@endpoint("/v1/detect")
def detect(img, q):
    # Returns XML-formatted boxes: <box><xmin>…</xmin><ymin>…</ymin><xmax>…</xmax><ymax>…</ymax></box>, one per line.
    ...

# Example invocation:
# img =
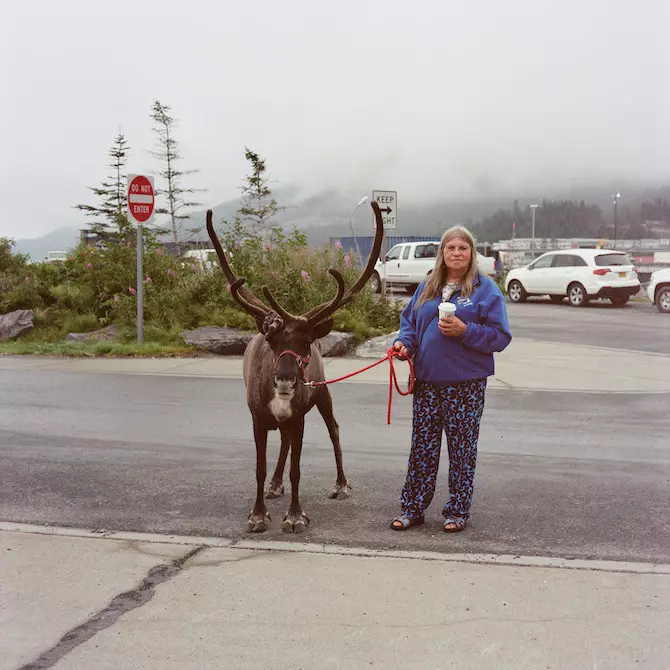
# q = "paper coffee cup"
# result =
<box><xmin>439</xmin><ymin>302</ymin><xmax>457</xmax><ymax>319</ymax></box>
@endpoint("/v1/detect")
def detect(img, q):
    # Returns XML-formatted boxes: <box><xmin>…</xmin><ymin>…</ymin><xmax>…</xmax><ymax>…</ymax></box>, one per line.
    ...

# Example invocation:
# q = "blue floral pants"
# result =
<box><xmin>400</xmin><ymin>379</ymin><xmax>487</xmax><ymax>521</ymax></box>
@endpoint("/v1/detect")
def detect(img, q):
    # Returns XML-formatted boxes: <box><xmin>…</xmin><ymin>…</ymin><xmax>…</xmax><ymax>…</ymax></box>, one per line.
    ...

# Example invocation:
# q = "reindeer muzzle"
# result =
<box><xmin>274</xmin><ymin>350</ymin><xmax>311</xmax><ymax>382</ymax></box>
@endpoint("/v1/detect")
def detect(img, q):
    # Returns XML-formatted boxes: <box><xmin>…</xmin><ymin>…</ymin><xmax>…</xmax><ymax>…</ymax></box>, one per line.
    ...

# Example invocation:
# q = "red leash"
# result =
<box><xmin>307</xmin><ymin>348</ymin><xmax>415</xmax><ymax>425</ymax></box>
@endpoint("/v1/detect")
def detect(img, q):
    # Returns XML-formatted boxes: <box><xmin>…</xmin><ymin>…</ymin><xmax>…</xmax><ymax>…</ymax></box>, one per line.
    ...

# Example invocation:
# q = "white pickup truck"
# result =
<box><xmin>369</xmin><ymin>240</ymin><xmax>496</xmax><ymax>294</ymax></box>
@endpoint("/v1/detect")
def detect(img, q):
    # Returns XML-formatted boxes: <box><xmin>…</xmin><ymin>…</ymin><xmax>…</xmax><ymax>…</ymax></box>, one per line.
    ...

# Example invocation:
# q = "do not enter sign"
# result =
<box><xmin>127</xmin><ymin>174</ymin><xmax>155</xmax><ymax>224</ymax></box>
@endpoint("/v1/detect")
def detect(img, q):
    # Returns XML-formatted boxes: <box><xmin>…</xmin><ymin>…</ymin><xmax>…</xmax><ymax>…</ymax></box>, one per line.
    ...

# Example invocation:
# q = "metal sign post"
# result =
<box><xmin>136</xmin><ymin>224</ymin><xmax>144</xmax><ymax>343</ymax></box>
<box><xmin>127</xmin><ymin>174</ymin><xmax>155</xmax><ymax>343</ymax></box>
<box><xmin>372</xmin><ymin>190</ymin><xmax>397</xmax><ymax>299</ymax></box>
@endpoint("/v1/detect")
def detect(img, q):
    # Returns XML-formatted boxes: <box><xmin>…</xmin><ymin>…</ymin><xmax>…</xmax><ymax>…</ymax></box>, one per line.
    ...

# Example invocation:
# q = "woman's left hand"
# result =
<box><xmin>438</xmin><ymin>316</ymin><xmax>468</xmax><ymax>338</ymax></box>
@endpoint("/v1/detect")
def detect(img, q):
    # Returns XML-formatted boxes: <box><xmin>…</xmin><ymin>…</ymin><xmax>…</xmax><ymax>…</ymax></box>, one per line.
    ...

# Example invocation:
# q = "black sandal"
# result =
<box><xmin>443</xmin><ymin>516</ymin><xmax>467</xmax><ymax>533</ymax></box>
<box><xmin>390</xmin><ymin>514</ymin><xmax>425</xmax><ymax>531</ymax></box>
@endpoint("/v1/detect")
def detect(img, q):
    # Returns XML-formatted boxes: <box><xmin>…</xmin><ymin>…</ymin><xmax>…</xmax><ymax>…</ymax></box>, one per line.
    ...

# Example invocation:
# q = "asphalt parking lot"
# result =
<box><xmin>387</xmin><ymin>288</ymin><xmax>669</xmax><ymax>354</ymax></box>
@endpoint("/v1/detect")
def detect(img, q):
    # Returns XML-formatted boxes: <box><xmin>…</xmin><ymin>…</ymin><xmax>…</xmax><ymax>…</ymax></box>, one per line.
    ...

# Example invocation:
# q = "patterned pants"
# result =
<box><xmin>401</xmin><ymin>379</ymin><xmax>487</xmax><ymax>521</ymax></box>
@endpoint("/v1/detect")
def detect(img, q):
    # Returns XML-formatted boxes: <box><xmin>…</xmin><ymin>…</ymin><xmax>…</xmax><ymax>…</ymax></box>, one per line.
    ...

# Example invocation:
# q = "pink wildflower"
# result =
<box><xmin>344</xmin><ymin>254</ymin><xmax>352</xmax><ymax>268</ymax></box>
<box><xmin>113</xmin><ymin>294</ymin><xmax>119</xmax><ymax>304</ymax></box>
<box><xmin>25</xmin><ymin>276</ymin><xmax>31</xmax><ymax>283</ymax></box>
<box><xmin>226</xmin><ymin>282</ymin><xmax>231</xmax><ymax>293</ymax></box>
<box><xmin>167</xmin><ymin>268</ymin><xmax>174</xmax><ymax>276</ymax></box>
<box><xmin>301</xmin><ymin>270</ymin><xmax>311</xmax><ymax>281</ymax></box>
<box><xmin>265</xmin><ymin>241</ymin><xmax>272</xmax><ymax>251</ymax></box>
<box><xmin>129</xmin><ymin>287</ymin><xmax>137</xmax><ymax>296</ymax></box>
<box><xmin>157</xmin><ymin>247</ymin><xmax>164</xmax><ymax>256</ymax></box>
<box><xmin>334</xmin><ymin>240</ymin><xmax>343</xmax><ymax>250</ymax></box>
<box><xmin>191</xmin><ymin>264</ymin><xmax>197</xmax><ymax>271</ymax></box>
<box><xmin>86</xmin><ymin>263</ymin><xmax>93</xmax><ymax>270</ymax></box>
<box><xmin>145</xmin><ymin>276</ymin><xmax>152</xmax><ymax>284</ymax></box>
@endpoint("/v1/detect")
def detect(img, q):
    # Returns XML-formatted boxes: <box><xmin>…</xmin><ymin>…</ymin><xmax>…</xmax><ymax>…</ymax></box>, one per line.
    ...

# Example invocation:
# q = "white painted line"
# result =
<box><xmin>128</xmin><ymin>194</ymin><xmax>154</xmax><ymax>204</ymax></box>
<box><xmin>1</xmin><ymin>522</ymin><xmax>668</xmax><ymax>576</ymax></box>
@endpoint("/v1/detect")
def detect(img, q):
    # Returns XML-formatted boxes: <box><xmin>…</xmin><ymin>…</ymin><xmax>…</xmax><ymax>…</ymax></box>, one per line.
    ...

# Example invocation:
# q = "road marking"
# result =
<box><xmin>2</xmin><ymin>522</ymin><xmax>668</xmax><ymax>576</ymax></box>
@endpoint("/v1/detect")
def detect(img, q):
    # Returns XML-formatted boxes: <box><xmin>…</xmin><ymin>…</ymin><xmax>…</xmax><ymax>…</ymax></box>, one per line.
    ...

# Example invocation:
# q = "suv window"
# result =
<box><xmin>386</xmin><ymin>245</ymin><xmax>402</xmax><ymax>261</ymax></box>
<box><xmin>531</xmin><ymin>255</ymin><xmax>554</xmax><ymax>269</ymax></box>
<box><xmin>595</xmin><ymin>253</ymin><xmax>630</xmax><ymax>266</ymax></box>
<box><xmin>402</xmin><ymin>246</ymin><xmax>411</xmax><ymax>260</ymax></box>
<box><xmin>552</xmin><ymin>254</ymin><xmax>587</xmax><ymax>268</ymax></box>
<box><xmin>414</xmin><ymin>243</ymin><xmax>438</xmax><ymax>259</ymax></box>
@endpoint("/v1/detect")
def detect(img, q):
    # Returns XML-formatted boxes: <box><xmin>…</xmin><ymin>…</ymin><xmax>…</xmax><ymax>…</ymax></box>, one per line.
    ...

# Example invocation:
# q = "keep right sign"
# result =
<box><xmin>372</xmin><ymin>190</ymin><xmax>397</xmax><ymax>230</ymax></box>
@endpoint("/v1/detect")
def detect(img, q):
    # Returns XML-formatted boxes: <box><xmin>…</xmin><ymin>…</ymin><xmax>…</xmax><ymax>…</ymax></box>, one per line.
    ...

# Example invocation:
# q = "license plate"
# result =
<box><xmin>618</xmin><ymin>272</ymin><xmax>626</xmax><ymax>278</ymax></box>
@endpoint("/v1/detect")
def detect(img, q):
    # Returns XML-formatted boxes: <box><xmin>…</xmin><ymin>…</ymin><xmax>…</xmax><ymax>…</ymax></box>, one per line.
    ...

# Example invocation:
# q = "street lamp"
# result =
<box><xmin>613</xmin><ymin>191</ymin><xmax>621</xmax><ymax>249</ymax></box>
<box><xmin>530</xmin><ymin>204</ymin><xmax>538</xmax><ymax>252</ymax></box>
<box><xmin>348</xmin><ymin>196</ymin><xmax>368</xmax><ymax>262</ymax></box>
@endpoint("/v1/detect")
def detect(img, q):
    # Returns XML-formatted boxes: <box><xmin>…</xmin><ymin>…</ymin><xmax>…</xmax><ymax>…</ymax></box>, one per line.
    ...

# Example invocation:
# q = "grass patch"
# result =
<box><xmin>0</xmin><ymin>339</ymin><xmax>198</xmax><ymax>358</ymax></box>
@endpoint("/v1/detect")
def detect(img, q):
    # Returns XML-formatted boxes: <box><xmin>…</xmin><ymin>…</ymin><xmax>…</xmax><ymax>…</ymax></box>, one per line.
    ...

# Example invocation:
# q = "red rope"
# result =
<box><xmin>308</xmin><ymin>348</ymin><xmax>414</xmax><ymax>425</ymax></box>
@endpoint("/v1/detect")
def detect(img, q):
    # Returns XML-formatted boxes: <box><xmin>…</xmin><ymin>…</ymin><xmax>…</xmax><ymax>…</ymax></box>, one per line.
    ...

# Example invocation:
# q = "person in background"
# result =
<box><xmin>391</xmin><ymin>227</ymin><xmax>512</xmax><ymax>532</ymax></box>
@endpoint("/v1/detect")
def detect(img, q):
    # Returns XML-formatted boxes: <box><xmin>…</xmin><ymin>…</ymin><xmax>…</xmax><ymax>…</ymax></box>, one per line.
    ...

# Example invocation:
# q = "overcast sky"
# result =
<box><xmin>2</xmin><ymin>0</ymin><xmax>668</xmax><ymax>239</ymax></box>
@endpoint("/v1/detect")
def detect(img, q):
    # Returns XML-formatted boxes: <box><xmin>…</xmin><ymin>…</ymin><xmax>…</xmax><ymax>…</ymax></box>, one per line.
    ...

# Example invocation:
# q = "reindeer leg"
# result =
<box><xmin>248</xmin><ymin>418</ymin><xmax>271</xmax><ymax>532</ymax></box>
<box><xmin>265</xmin><ymin>429</ymin><xmax>289</xmax><ymax>498</ymax></box>
<box><xmin>316</xmin><ymin>389</ymin><xmax>351</xmax><ymax>500</ymax></box>
<box><xmin>283</xmin><ymin>417</ymin><xmax>310</xmax><ymax>533</ymax></box>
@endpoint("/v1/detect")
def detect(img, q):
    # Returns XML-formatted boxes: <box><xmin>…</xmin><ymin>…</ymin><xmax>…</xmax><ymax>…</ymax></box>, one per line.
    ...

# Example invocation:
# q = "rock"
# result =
<box><xmin>355</xmin><ymin>330</ymin><xmax>400</xmax><ymax>359</ymax></box>
<box><xmin>0</xmin><ymin>309</ymin><xmax>34</xmax><ymax>341</ymax></box>
<box><xmin>65</xmin><ymin>325</ymin><xmax>120</xmax><ymax>342</ymax></box>
<box><xmin>316</xmin><ymin>331</ymin><xmax>356</xmax><ymax>357</ymax></box>
<box><xmin>181</xmin><ymin>326</ymin><xmax>255</xmax><ymax>355</ymax></box>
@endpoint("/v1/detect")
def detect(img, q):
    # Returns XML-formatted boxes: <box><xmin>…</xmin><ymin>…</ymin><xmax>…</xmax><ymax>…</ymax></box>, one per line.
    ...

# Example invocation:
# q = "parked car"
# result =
<box><xmin>369</xmin><ymin>241</ymin><xmax>495</xmax><ymax>293</ymax></box>
<box><xmin>505</xmin><ymin>249</ymin><xmax>640</xmax><ymax>307</ymax></box>
<box><xmin>647</xmin><ymin>268</ymin><xmax>670</xmax><ymax>313</ymax></box>
<box><xmin>45</xmin><ymin>250</ymin><xmax>68</xmax><ymax>263</ymax></box>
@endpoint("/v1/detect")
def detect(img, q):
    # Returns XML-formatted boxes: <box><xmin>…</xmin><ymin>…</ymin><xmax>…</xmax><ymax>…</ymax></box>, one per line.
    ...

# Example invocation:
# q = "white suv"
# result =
<box><xmin>647</xmin><ymin>268</ymin><xmax>670</xmax><ymax>313</ymax></box>
<box><xmin>505</xmin><ymin>249</ymin><xmax>640</xmax><ymax>307</ymax></box>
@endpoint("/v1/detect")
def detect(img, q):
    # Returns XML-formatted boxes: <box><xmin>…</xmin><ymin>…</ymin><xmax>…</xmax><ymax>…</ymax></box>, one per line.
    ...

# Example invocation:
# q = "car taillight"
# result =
<box><xmin>593</xmin><ymin>268</ymin><xmax>610</xmax><ymax>275</ymax></box>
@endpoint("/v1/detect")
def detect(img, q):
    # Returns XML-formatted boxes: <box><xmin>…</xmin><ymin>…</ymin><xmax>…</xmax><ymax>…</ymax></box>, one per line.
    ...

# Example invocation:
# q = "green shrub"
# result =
<box><xmin>1</xmin><ymin>226</ymin><xmax>400</xmax><ymax>346</ymax></box>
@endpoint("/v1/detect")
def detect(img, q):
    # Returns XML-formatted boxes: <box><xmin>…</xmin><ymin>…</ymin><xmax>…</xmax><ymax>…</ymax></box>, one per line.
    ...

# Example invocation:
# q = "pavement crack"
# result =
<box><xmin>18</xmin><ymin>544</ymin><xmax>205</xmax><ymax>670</ymax></box>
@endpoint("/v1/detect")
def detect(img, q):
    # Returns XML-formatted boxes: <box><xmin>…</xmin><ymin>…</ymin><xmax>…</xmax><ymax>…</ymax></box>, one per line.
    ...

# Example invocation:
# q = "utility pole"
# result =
<box><xmin>530</xmin><ymin>204</ymin><xmax>538</xmax><ymax>251</ymax></box>
<box><xmin>613</xmin><ymin>191</ymin><xmax>620</xmax><ymax>249</ymax></box>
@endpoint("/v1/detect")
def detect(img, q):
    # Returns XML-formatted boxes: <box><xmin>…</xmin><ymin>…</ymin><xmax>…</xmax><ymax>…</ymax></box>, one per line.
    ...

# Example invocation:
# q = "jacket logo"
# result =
<box><xmin>457</xmin><ymin>297</ymin><xmax>473</xmax><ymax>307</ymax></box>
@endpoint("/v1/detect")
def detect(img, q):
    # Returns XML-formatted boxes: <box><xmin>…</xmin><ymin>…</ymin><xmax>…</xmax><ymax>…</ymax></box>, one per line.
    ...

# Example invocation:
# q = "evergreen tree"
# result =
<box><xmin>237</xmin><ymin>148</ymin><xmax>285</xmax><ymax>243</ymax></box>
<box><xmin>150</xmin><ymin>100</ymin><xmax>205</xmax><ymax>251</ymax></box>
<box><xmin>75</xmin><ymin>132</ymin><xmax>131</xmax><ymax>235</ymax></box>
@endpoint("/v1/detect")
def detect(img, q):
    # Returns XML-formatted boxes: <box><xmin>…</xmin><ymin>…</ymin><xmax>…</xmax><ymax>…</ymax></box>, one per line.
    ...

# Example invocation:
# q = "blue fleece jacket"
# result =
<box><xmin>396</xmin><ymin>274</ymin><xmax>512</xmax><ymax>385</ymax></box>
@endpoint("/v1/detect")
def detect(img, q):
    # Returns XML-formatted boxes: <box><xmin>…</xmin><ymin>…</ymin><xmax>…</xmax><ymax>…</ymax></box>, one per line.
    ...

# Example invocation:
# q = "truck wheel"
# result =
<box><xmin>370</xmin><ymin>272</ymin><xmax>381</xmax><ymax>293</ymax></box>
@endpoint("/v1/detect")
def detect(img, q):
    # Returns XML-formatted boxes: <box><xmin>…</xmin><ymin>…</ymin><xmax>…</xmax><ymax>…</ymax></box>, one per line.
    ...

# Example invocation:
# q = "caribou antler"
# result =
<box><xmin>206</xmin><ymin>210</ymin><xmax>270</xmax><ymax>316</ymax></box>
<box><xmin>230</xmin><ymin>278</ymin><xmax>269</xmax><ymax>321</ymax></box>
<box><xmin>208</xmin><ymin>202</ymin><xmax>384</xmax><ymax>333</ymax></box>
<box><xmin>262</xmin><ymin>286</ymin><xmax>299</xmax><ymax>323</ymax></box>
<box><xmin>304</xmin><ymin>269</ymin><xmax>345</xmax><ymax>326</ymax></box>
<box><xmin>301</xmin><ymin>201</ymin><xmax>384</xmax><ymax>325</ymax></box>
<box><xmin>337</xmin><ymin>200</ymin><xmax>385</xmax><ymax>307</ymax></box>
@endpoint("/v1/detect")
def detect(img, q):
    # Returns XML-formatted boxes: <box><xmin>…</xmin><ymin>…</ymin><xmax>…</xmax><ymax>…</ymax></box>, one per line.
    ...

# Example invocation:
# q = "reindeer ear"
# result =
<box><xmin>311</xmin><ymin>318</ymin><xmax>333</xmax><ymax>341</ymax></box>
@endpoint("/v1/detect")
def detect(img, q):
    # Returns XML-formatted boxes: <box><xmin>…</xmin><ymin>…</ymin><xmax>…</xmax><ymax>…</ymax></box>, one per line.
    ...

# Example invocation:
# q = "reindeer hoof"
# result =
<box><xmin>329</xmin><ymin>482</ymin><xmax>352</xmax><ymax>500</ymax></box>
<box><xmin>282</xmin><ymin>511</ymin><xmax>310</xmax><ymax>534</ymax></box>
<box><xmin>247</xmin><ymin>511</ymin><xmax>271</xmax><ymax>533</ymax></box>
<box><xmin>265</xmin><ymin>483</ymin><xmax>285</xmax><ymax>499</ymax></box>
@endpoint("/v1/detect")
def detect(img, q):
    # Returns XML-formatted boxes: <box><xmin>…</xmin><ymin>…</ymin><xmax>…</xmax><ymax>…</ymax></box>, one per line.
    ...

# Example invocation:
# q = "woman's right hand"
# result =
<box><xmin>393</xmin><ymin>341</ymin><xmax>409</xmax><ymax>359</ymax></box>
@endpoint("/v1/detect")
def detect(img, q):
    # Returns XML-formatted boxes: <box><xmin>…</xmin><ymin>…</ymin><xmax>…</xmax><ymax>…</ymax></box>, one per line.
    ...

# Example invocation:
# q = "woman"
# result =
<box><xmin>391</xmin><ymin>227</ymin><xmax>511</xmax><ymax>532</ymax></box>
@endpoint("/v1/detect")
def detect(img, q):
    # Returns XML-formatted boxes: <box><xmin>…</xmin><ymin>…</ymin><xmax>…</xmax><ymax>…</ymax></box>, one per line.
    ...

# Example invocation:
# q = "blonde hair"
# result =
<box><xmin>417</xmin><ymin>226</ymin><xmax>479</xmax><ymax>307</ymax></box>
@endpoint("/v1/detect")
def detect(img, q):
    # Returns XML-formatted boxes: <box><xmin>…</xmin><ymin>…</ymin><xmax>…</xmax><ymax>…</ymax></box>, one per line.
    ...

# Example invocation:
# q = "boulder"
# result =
<box><xmin>181</xmin><ymin>326</ymin><xmax>255</xmax><ymax>355</ymax></box>
<box><xmin>65</xmin><ymin>325</ymin><xmax>120</xmax><ymax>342</ymax></box>
<box><xmin>316</xmin><ymin>331</ymin><xmax>356</xmax><ymax>357</ymax></box>
<box><xmin>355</xmin><ymin>330</ymin><xmax>400</xmax><ymax>359</ymax></box>
<box><xmin>0</xmin><ymin>309</ymin><xmax>34</xmax><ymax>341</ymax></box>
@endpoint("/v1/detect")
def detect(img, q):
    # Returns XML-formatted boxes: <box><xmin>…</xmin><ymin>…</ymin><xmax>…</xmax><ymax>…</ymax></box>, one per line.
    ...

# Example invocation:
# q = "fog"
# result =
<box><xmin>2</xmin><ymin>0</ymin><xmax>668</xmax><ymax>238</ymax></box>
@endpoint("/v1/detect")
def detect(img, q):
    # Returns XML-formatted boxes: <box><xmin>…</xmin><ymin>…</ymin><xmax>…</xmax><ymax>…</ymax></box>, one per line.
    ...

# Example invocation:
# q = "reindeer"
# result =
<box><xmin>206</xmin><ymin>202</ymin><xmax>384</xmax><ymax>533</ymax></box>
